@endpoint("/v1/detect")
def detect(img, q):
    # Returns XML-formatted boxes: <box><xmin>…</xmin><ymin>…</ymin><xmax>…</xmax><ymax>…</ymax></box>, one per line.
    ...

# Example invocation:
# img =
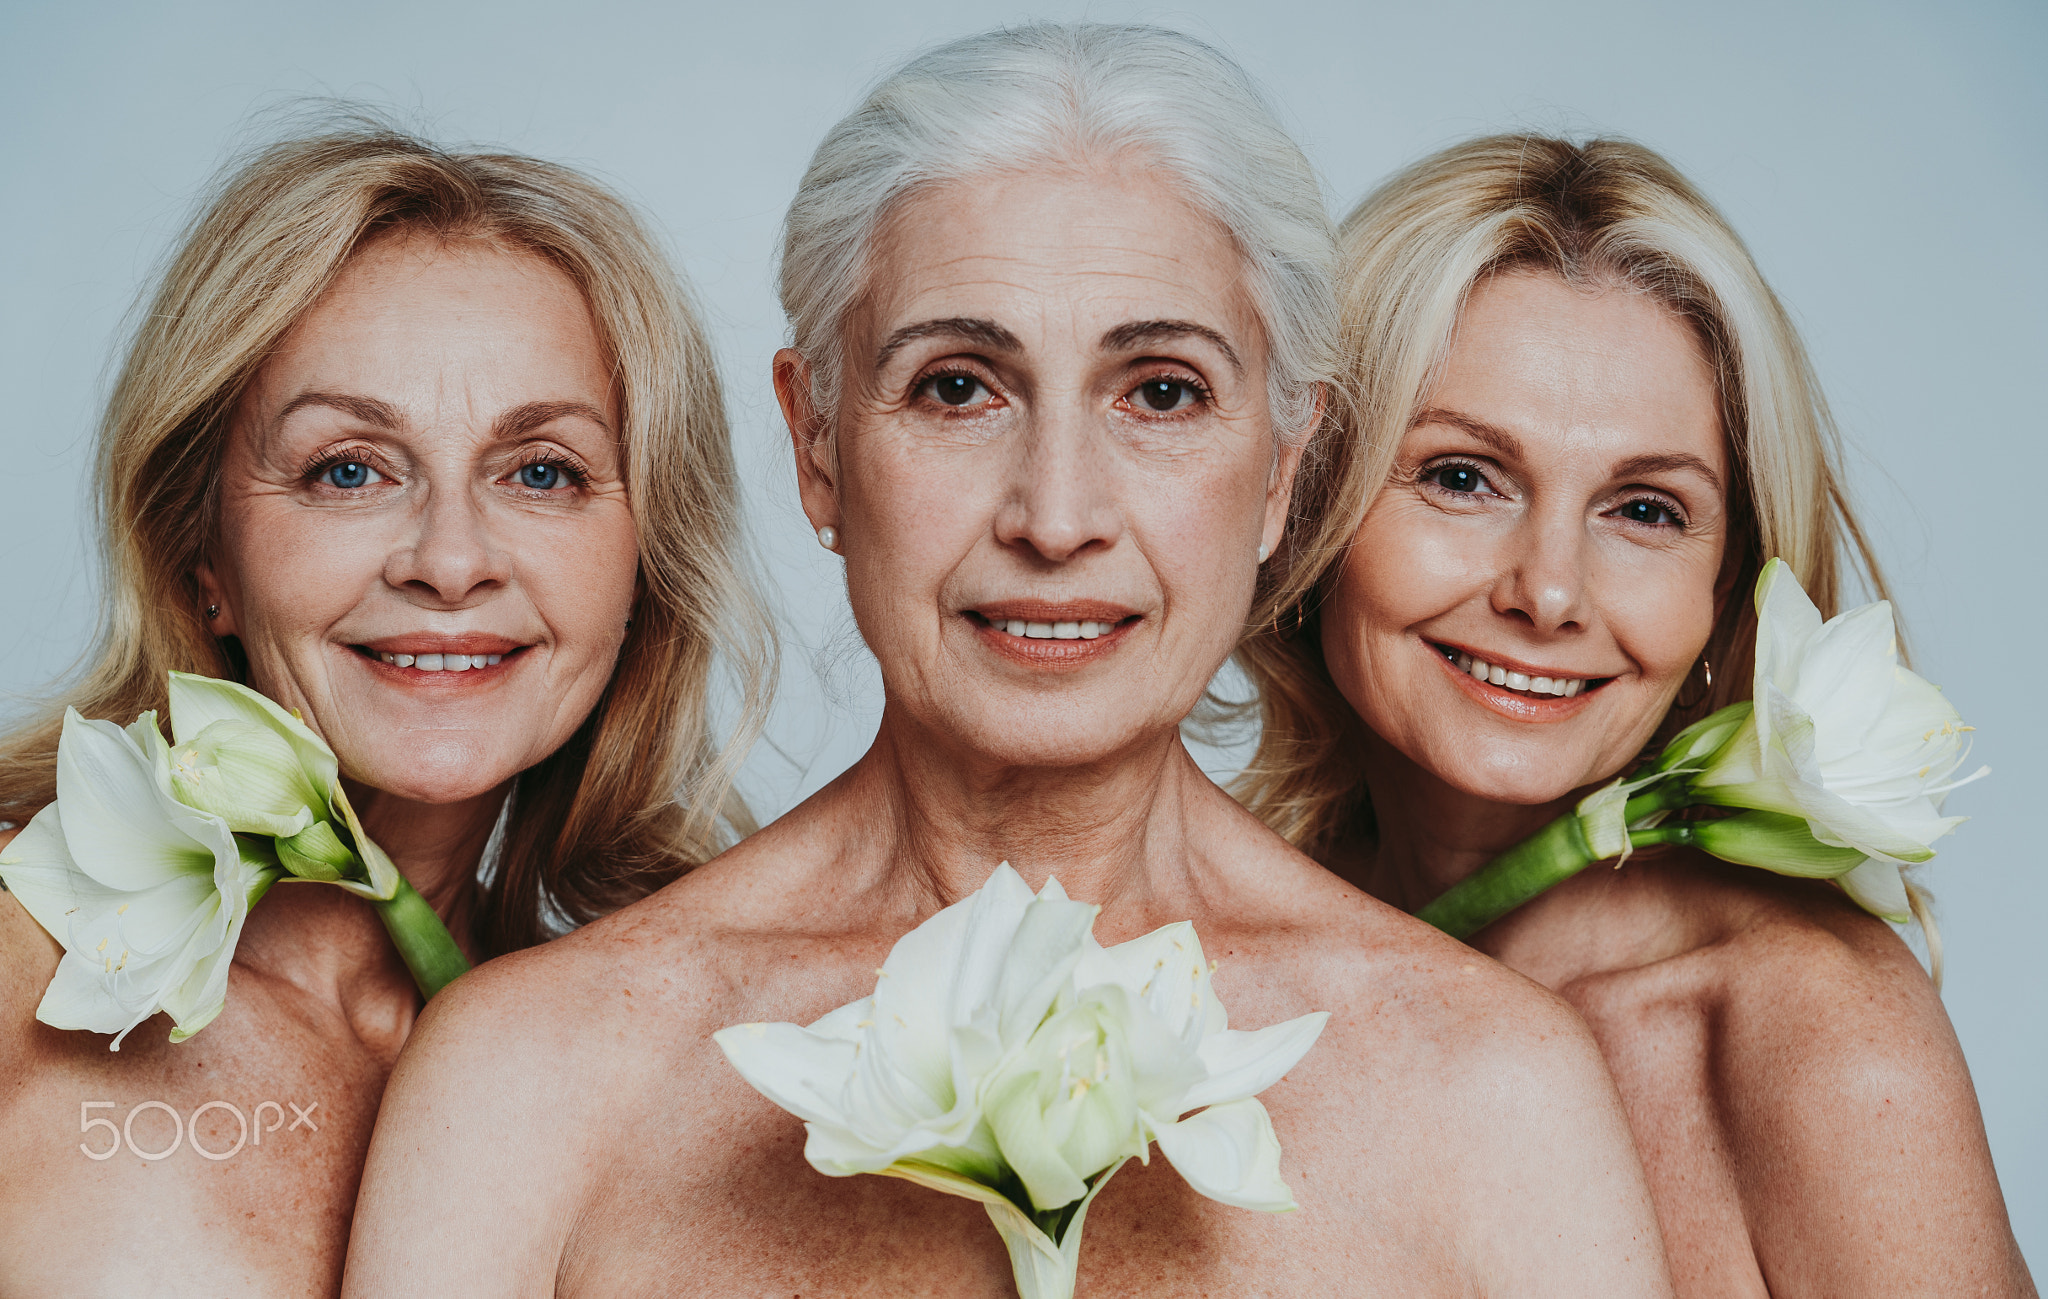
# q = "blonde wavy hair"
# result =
<box><xmin>0</xmin><ymin>116</ymin><xmax>773</xmax><ymax>956</ymax></box>
<box><xmin>1238</xmin><ymin>133</ymin><xmax>1889</xmax><ymax>861</ymax></box>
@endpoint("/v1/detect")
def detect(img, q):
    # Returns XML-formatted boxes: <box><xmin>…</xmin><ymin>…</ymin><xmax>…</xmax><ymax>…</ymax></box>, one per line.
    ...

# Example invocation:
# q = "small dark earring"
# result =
<box><xmin>624</xmin><ymin>618</ymin><xmax>633</xmax><ymax>630</ymax></box>
<box><xmin>205</xmin><ymin>604</ymin><xmax>219</xmax><ymax>620</ymax></box>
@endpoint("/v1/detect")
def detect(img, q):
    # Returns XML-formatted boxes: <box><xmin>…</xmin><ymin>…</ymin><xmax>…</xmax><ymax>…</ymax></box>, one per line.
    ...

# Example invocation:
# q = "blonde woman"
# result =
<box><xmin>0</xmin><ymin>120</ymin><xmax>769</xmax><ymax>1295</ymax></box>
<box><xmin>348</xmin><ymin>29</ymin><xmax>1672</xmax><ymax>1297</ymax></box>
<box><xmin>1240</xmin><ymin>134</ymin><xmax>2032</xmax><ymax>1295</ymax></box>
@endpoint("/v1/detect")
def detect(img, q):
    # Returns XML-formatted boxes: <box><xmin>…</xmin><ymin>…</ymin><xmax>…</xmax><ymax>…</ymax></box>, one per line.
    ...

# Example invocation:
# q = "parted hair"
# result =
<box><xmin>1237</xmin><ymin>133</ymin><xmax>1890</xmax><ymax>857</ymax></box>
<box><xmin>0</xmin><ymin>115</ymin><xmax>772</xmax><ymax>956</ymax></box>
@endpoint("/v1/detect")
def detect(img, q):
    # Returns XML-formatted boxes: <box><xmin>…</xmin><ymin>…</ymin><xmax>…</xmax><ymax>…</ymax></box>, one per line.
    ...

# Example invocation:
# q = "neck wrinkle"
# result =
<box><xmin>856</xmin><ymin>701</ymin><xmax>1204</xmax><ymax>914</ymax></box>
<box><xmin>1357</xmin><ymin>728</ymin><xmax>1579</xmax><ymax>915</ymax></box>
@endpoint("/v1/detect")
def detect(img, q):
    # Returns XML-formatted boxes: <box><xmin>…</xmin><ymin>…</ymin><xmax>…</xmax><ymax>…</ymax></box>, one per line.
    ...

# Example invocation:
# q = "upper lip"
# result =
<box><xmin>1430</xmin><ymin>639</ymin><xmax>1615</xmax><ymax>682</ymax></box>
<box><xmin>357</xmin><ymin>634</ymin><xmax>528</xmax><ymax>655</ymax></box>
<box><xmin>970</xmin><ymin>600</ymin><xmax>1140</xmax><ymax>624</ymax></box>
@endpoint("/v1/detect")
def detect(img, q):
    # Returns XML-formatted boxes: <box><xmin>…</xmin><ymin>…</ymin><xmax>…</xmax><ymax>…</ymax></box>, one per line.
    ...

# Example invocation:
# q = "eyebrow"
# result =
<box><xmin>1415</xmin><ymin>406</ymin><xmax>1723</xmax><ymax>492</ymax></box>
<box><xmin>273</xmin><ymin>392</ymin><xmax>612</xmax><ymax>441</ymax></box>
<box><xmin>874</xmin><ymin>317</ymin><xmax>1023</xmax><ymax>370</ymax></box>
<box><xmin>1099</xmin><ymin>319</ymin><xmax>1244</xmax><ymax>376</ymax></box>
<box><xmin>1412</xmin><ymin>406</ymin><xmax>1526</xmax><ymax>460</ymax></box>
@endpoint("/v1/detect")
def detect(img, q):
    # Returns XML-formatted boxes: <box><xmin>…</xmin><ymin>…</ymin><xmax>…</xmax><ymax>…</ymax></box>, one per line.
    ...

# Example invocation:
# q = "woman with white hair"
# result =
<box><xmin>347</xmin><ymin>29</ymin><xmax>1673</xmax><ymax>1295</ymax></box>
<box><xmin>1238</xmin><ymin>135</ymin><xmax>2032</xmax><ymax>1294</ymax></box>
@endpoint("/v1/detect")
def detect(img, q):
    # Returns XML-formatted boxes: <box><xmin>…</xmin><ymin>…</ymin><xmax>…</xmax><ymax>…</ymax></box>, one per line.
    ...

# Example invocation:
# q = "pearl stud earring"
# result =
<box><xmin>817</xmin><ymin>525</ymin><xmax>839</xmax><ymax>551</ymax></box>
<box><xmin>1257</xmin><ymin>543</ymin><xmax>1270</xmax><ymax>564</ymax></box>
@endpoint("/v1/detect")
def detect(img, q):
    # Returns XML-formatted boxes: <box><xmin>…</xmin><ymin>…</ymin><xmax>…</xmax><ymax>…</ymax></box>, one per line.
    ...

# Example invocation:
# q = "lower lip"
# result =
<box><xmin>354</xmin><ymin>648</ymin><xmax>525</xmax><ymax>685</ymax></box>
<box><xmin>972</xmin><ymin>617</ymin><xmax>1136</xmax><ymax>669</ymax></box>
<box><xmin>1433</xmin><ymin>643</ymin><xmax>1604</xmax><ymax>722</ymax></box>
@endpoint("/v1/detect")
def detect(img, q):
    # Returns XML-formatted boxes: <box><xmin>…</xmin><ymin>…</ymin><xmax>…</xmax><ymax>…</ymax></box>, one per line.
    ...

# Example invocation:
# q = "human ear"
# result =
<box><xmin>774</xmin><ymin>348</ymin><xmax>841</xmax><ymax>537</ymax></box>
<box><xmin>193</xmin><ymin>559</ymin><xmax>240</xmax><ymax>637</ymax></box>
<box><xmin>1261</xmin><ymin>385</ymin><xmax>1322</xmax><ymax>560</ymax></box>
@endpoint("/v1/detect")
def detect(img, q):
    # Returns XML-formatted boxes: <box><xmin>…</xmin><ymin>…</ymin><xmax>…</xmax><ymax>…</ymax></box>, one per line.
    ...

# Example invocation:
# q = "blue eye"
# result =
<box><xmin>1616</xmin><ymin>498</ymin><xmax>1681</xmax><ymax>527</ymax></box>
<box><xmin>1428</xmin><ymin>464</ymin><xmax>1486</xmax><ymax>494</ymax></box>
<box><xmin>324</xmin><ymin>461</ymin><xmax>375</xmax><ymax>489</ymax></box>
<box><xmin>519</xmin><ymin>462</ymin><xmax>562</xmax><ymax>490</ymax></box>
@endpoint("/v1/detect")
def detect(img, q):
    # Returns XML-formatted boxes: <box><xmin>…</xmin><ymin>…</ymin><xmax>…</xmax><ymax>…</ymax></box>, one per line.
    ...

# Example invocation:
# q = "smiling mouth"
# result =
<box><xmin>352</xmin><ymin>644</ymin><xmax>527</xmax><ymax>674</ymax></box>
<box><xmin>976</xmin><ymin>614</ymin><xmax>1131</xmax><ymax>641</ymax></box>
<box><xmin>1431</xmin><ymin>642</ymin><xmax>1610</xmax><ymax>699</ymax></box>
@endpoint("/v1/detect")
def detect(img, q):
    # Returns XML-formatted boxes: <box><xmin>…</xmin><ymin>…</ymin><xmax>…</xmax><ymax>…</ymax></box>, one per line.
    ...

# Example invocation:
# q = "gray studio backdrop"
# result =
<box><xmin>3</xmin><ymin>0</ymin><xmax>2041</xmax><ymax>1254</ymax></box>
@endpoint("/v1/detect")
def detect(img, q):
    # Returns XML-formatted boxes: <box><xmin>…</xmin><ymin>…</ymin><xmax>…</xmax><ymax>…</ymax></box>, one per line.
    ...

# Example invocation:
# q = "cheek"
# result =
<box><xmin>1604</xmin><ymin>555</ymin><xmax>1719</xmax><ymax>683</ymax></box>
<box><xmin>218</xmin><ymin>498</ymin><xmax>386</xmax><ymax>635</ymax></box>
<box><xmin>523</xmin><ymin>506</ymin><xmax>641</xmax><ymax>649</ymax></box>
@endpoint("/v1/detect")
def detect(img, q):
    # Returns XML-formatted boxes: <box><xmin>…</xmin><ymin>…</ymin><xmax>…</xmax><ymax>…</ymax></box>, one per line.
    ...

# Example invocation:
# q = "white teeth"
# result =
<box><xmin>988</xmin><ymin>616</ymin><xmax>1117</xmax><ymax>640</ymax></box>
<box><xmin>376</xmin><ymin>649</ymin><xmax>510</xmax><ymax>670</ymax></box>
<box><xmin>1447</xmin><ymin>648</ymin><xmax>1586</xmax><ymax>698</ymax></box>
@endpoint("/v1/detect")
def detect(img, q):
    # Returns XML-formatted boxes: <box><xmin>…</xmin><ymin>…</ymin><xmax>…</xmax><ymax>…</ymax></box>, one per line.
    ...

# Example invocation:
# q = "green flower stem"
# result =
<box><xmin>368</xmin><ymin>875</ymin><xmax>470</xmax><ymax>999</ymax></box>
<box><xmin>1415</xmin><ymin>783</ymin><xmax>1694</xmax><ymax>939</ymax></box>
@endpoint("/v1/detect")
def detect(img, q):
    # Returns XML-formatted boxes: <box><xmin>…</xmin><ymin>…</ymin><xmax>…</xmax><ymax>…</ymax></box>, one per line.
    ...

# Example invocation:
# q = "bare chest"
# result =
<box><xmin>0</xmin><ymin>1002</ymin><xmax>396</xmax><ymax>1297</ymax></box>
<box><xmin>556</xmin><ymin>1047</ymin><xmax>1466</xmax><ymax>1297</ymax></box>
<box><xmin>1565</xmin><ymin>973</ymin><xmax>1770</xmax><ymax>1298</ymax></box>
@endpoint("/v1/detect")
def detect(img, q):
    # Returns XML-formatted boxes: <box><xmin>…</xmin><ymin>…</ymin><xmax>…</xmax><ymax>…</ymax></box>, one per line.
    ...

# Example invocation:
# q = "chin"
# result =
<box><xmin>350</xmin><ymin>737</ymin><xmax>522</xmax><ymax>805</ymax></box>
<box><xmin>1430</xmin><ymin>740</ymin><xmax>1595</xmax><ymax>808</ymax></box>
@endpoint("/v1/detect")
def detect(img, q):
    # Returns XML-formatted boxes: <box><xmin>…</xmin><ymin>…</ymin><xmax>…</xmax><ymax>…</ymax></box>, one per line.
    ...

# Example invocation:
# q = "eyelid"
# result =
<box><xmin>301</xmin><ymin>444</ymin><xmax>396</xmax><ymax>483</ymax></box>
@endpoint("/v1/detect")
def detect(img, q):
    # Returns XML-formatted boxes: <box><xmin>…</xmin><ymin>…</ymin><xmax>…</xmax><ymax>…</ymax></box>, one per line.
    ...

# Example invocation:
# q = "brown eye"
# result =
<box><xmin>923</xmin><ymin>374</ymin><xmax>987</xmax><ymax>407</ymax></box>
<box><xmin>1133</xmin><ymin>379</ymin><xmax>1196</xmax><ymax>412</ymax></box>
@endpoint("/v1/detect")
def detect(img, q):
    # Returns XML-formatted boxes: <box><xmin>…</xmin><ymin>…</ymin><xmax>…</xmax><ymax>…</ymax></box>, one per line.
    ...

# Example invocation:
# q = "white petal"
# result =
<box><xmin>1153</xmin><ymin>1097</ymin><xmax>1297</xmax><ymax>1212</ymax></box>
<box><xmin>166</xmin><ymin>671</ymin><xmax>338</xmax><ymax>794</ymax></box>
<box><xmin>992</xmin><ymin>894</ymin><xmax>1099</xmax><ymax>1044</ymax></box>
<box><xmin>712</xmin><ymin>1022</ymin><xmax>861</xmax><ymax>1132</ymax></box>
<box><xmin>52</xmin><ymin>712</ymin><xmax>215</xmax><ymax>890</ymax></box>
<box><xmin>0</xmin><ymin>803</ymin><xmax>108</xmax><ymax>938</ymax></box>
<box><xmin>37</xmin><ymin>951</ymin><xmax>154</xmax><ymax>1041</ymax></box>
<box><xmin>1185</xmin><ymin>1012</ymin><xmax>1330</xmax><ymax>1111</ymax></box>
<box><xmin>1838</xmin><ymin>858</ymin><xmax>1912</xmax><ymax>923</ymax></box>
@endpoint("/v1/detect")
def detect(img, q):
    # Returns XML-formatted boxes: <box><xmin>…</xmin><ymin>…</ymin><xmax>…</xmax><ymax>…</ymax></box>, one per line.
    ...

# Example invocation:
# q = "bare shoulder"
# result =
<box><xmin>1207</xmin><ymin>801</ymin><xmax>1609</xmax><ymax>1087</ymax></box>
<box><xmin>1568</xmin><ymin>860</ymin><xmax>2030</xmax><ymax>1293</ymax></box>
<box><xmin>1195</xmin><ymin>807</ymin><xmax>1671</xmax><ymax>1292</ymax></box>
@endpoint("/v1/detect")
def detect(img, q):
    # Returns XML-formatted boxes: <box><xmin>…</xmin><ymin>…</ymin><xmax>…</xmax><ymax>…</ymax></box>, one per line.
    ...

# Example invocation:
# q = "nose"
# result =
<box><xmin>383</xmin><ymin>479</ymin><xmax>509</xmax><ymax>607</ymax></box>
<box><xmin>991</xmin><ymin>400</ymin><xmax>1123</xmax><ymax>563</ymax></box>
<box><xmin>1491</xmin><ymin>506</ymin><xmax>1591</xmax><ymax>636</ymax></box>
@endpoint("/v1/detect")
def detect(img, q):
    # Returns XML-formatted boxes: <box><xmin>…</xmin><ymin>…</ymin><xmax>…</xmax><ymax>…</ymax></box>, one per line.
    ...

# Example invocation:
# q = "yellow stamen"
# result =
<box><xmin>117</xmin><ymin>903</ymin><xmax>129</xmax><ymax>915</ymax></box>
<box><xmin>96</xmin><ymin>937</ymin><xmax>108</xmax><ymax>952</ymax></box>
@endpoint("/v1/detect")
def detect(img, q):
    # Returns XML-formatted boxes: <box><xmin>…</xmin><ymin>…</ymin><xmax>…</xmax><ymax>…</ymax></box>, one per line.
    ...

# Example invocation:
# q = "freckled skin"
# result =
<box><xmin>0</xmin><ymin>233</ymin><xmax>641</xmax><ymax>1297</ymax></box>
<box><xmin>346</xmin><ymin>172</ymin><xmax>1673</xmax><ymax>1298</ymax></box>
<box><xmin>1323</xmin><ymin>271</ymin><xmax>2034</xmax><ymax>1297</ymax></box>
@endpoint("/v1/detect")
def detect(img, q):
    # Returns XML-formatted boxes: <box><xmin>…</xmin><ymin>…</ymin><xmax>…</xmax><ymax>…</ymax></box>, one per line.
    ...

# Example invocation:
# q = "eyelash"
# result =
<box><xmin>299</xmin><ymin>448</ymin><xmax>592</xmax><ymax>492</ymax></box>
<box><xmin>302</xmin><ymin>446</ymin><xmax>390</xmax><ymax>488</ymax></box>
<box><xmin>1417</xmin><ymin>457</ymin><xmax>1689</xmax><ymax>529</ymax></box>
<box><xmin>906</xmin><ymin>365</ymin><xmax>1215</xmax><ymax>415</ymax></box>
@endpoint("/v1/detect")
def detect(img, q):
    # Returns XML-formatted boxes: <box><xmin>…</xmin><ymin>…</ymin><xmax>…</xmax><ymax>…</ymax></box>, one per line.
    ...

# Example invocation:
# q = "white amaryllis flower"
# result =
<box><xmin>713</xmin><ymin>863</ymin><xmax>1327</xmax><ymax>1299</ymax></box>
<box><xmin>0</xmin><ymin>709</ymin><xmax>281</xmax><ymax>1048</ymax></box>
<box><xmin>1685</xmin><ymin>559</ymin><xmax>1986</xmax><ymax>920</ymax></box>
